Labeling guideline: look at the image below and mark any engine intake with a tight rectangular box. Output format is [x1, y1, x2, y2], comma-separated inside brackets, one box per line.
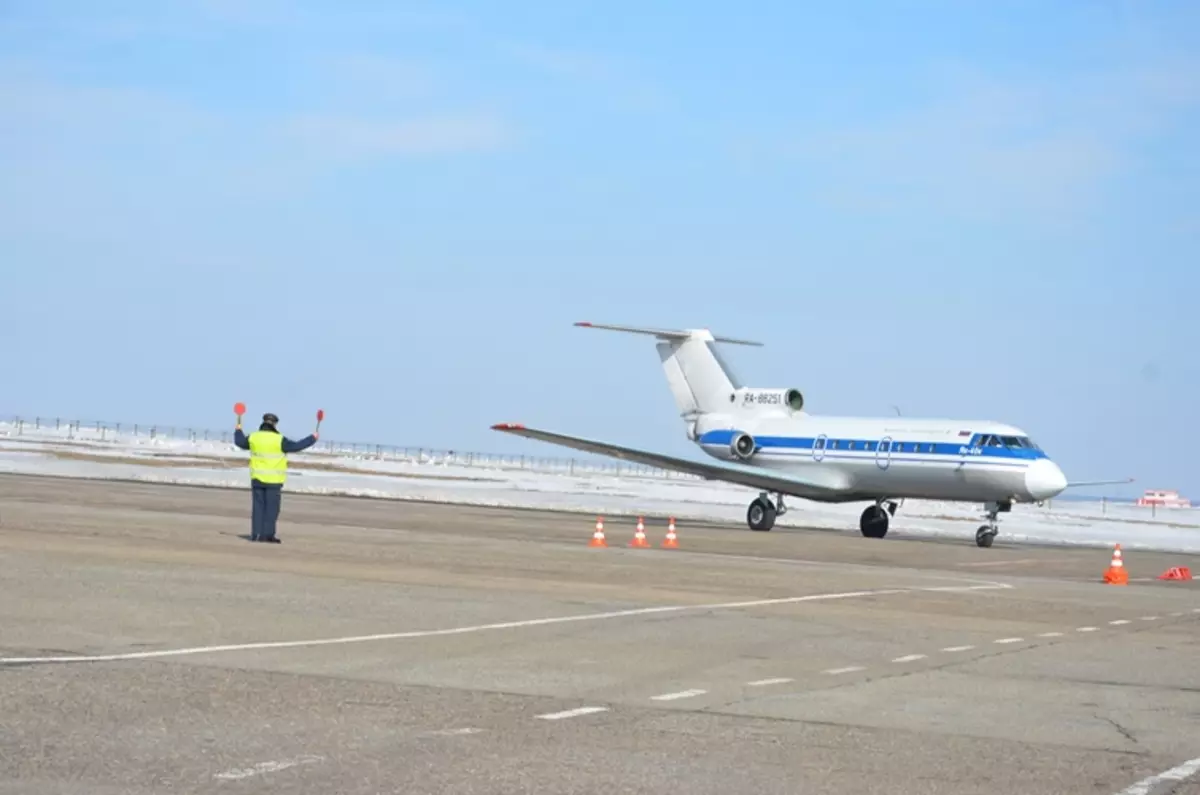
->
[731, 432, 756, 460]
[785, 388, 804, 412]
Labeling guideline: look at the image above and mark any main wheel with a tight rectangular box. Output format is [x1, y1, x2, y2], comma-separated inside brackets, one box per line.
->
[859, 505, 889, 538]
[748, 498, 776, 531]
[975, 526, 996, 548]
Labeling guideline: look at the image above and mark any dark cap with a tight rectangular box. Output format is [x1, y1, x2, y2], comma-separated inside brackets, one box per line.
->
[262, 413, 279, 424]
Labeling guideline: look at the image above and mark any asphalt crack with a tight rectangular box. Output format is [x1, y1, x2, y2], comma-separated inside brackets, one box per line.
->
[1096, 712, 1139, 746]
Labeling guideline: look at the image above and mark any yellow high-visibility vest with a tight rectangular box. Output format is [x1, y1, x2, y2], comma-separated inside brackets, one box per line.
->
[248, 430, 287, 484]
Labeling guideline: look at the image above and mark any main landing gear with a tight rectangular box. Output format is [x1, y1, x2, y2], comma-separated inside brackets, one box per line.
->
[859, 499, 899, 539]
[747, 492, 787, 531]
[975, 500, 1011, 548]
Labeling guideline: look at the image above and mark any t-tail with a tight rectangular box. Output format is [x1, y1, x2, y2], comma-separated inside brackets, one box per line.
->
[574, 321, 805, 440]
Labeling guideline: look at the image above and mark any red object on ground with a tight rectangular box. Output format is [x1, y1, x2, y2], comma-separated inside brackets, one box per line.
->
[1158, 566, 1192, 581]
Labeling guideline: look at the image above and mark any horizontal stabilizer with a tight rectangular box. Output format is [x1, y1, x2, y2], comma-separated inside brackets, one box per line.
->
[574, 321, 763, 347]
[491, 422, 853, 501]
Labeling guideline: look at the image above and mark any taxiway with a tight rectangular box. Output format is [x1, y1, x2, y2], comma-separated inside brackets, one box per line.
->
[1, 474, 1197, 794]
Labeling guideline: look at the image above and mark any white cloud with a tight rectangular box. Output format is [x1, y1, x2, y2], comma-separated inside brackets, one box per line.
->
[738, 60, 1200, 222]
[285, 114, 513, 158]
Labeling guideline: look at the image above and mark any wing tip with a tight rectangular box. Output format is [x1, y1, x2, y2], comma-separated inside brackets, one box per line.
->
[491, 422, 527, 431]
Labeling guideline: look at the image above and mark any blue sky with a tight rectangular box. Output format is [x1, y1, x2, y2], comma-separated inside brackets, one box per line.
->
[1, 0, 1197, 498]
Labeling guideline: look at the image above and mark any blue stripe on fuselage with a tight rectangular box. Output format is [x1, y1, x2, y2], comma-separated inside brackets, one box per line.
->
[697, 429, 1048, 461]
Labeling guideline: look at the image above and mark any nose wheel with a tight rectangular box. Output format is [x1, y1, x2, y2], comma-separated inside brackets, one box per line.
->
[975, 500, 1010, 548]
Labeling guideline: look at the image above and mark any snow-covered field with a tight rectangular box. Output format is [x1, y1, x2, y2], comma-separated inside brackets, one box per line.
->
[2, 420, 1197, 553]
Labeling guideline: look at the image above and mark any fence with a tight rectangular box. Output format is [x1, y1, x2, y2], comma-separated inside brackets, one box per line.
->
[0, 415, 702, 482]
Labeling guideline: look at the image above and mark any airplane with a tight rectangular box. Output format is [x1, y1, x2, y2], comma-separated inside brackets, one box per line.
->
[491, 322, 1133, 548]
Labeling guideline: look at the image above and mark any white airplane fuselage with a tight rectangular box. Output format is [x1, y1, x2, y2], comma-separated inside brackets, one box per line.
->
[687, 390, 1068, 506]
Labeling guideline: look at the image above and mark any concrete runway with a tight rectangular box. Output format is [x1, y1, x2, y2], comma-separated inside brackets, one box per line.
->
[1, 473, 1198, 795]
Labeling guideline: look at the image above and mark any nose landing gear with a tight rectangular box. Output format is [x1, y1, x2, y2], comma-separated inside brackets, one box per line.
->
[975, 500, 1011, 548]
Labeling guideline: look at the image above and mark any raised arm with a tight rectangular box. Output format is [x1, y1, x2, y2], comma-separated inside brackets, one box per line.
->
[282, 434, 318, 453]
[233, 426, 250, 450]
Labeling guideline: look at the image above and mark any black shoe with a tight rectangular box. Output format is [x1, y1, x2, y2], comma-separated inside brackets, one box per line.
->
[262, 537, 281, 544]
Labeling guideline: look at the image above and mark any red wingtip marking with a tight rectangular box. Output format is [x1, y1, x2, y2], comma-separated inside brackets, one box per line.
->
[574, 321, 592, 327]
[491, 422, 526, 430]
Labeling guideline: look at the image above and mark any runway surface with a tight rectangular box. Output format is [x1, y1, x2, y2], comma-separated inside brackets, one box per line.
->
[1, 473, 1198, 794]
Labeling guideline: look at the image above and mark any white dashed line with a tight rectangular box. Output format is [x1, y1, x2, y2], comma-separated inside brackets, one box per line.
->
[1109, 619, 1131, 625]
[746, 677, 793, 687]
[1142, 616, 1159, 621]
[958, 558, 1040, 567]
[994, 637, 1024, 644]
[425, 728, 483, 737]
[651, 689, 707, 701]
[1112, 754, 1200, 795]
[1038, 632, 1064, 638]
[892, 654, 926, 663]
[1076, 627, 1098, 632]
[941, 645, 975, 652]
[823, 666, 865, 675]
[536, 707, 609, 720]
[214, 755, 324, 781]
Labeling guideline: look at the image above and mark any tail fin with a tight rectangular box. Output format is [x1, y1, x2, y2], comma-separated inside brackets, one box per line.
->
[574, 322, 761, 417]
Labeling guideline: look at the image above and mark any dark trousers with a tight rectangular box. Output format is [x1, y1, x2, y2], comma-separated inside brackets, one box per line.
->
[251, 481, 283, 541]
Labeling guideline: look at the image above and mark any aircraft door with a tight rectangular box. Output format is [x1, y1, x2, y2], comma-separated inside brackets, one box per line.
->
[813, 434, 827, 462]
[876, 436, 892, 470]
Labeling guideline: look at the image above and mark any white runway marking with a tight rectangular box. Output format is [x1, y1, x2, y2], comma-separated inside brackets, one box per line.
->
[891, 654, 926, 663]
[1037, 632, 1064, 638]
[994, 637, 1024, 644]
[1076, 626, 1098, 632]
[1113, 755, 1200, 795]
[823, 665, 865, 675]
[214, 754, 323, 781]
[536, 706, 608, 720]
[958, 558, 1040, 567]
[941, 645, 975, 652]
[426, 727, 482, 736]
[1141, 616, 1159, 621]
[746, 677, 793, 687]
[0, 583, 1009, 666]
[651, 689, 707, 701]
[1109, 619, 1131, 625]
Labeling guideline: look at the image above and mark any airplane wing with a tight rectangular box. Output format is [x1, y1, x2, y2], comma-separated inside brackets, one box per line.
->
[490, 423, 854, 501]
[1064, 478, 1135, 488]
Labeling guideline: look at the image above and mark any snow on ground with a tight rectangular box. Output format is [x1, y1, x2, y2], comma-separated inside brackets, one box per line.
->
[2, 420, 1198, 553]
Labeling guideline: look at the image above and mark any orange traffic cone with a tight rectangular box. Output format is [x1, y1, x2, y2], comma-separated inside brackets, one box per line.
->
[1157, 566, 1192, 581]
[589, 517, 607, 548]
[629, 516, 650, 548]
[662, 517, 679, 549]
[1103, 543, 1128, 585]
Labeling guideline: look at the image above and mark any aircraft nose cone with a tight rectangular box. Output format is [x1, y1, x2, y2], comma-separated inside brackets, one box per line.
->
[1025, 459, 1067, 500]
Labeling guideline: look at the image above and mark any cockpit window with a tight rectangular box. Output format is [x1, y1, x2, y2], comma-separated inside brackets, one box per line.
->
[972, 434, 1042, 451]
